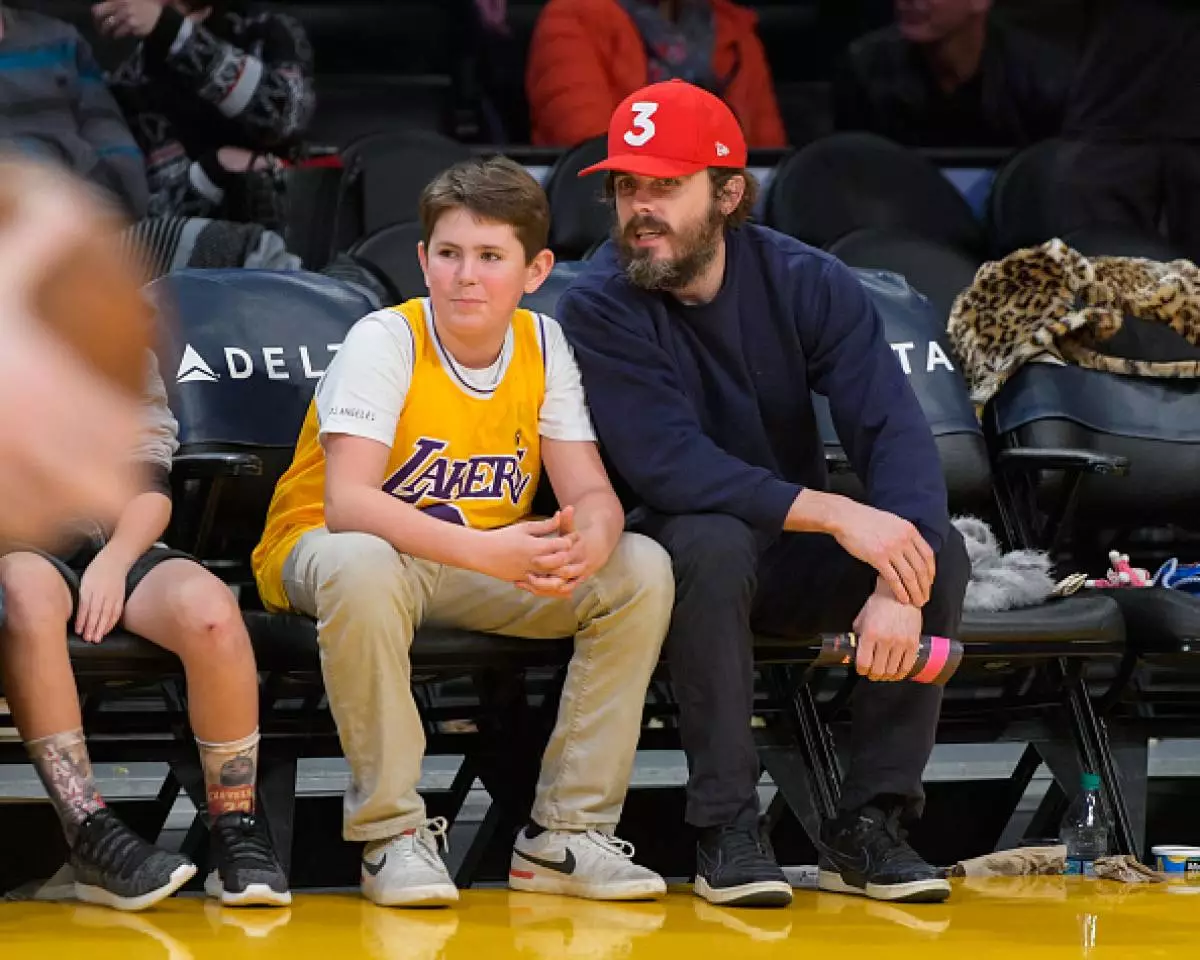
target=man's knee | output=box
[645,513,761,601]
[0,553,71,635]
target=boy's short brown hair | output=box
[418,156,550,264]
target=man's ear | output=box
[718,176,746,217]
[523,248,556,295]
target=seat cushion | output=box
[243,611,572,673]
[959,594,1125,652]
[1108,588,1200,653]
[67,631,179,679]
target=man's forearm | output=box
[326,485,489,572]
[783,488,849,536]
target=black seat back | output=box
[764,132,984,255]
[519,260,590,317]
[986,138,1070,255]
[333,130,473,253]
[827,227,981,330]
[993,364,1200,529]
[151,269,376,569]
[816,268,994,521]
[349,221,427,303]
[543,137,611,261]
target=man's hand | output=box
[93,0,164,39]
[853,581,923,682]
[76,547,133,644]
[514,505,605,598]
[217,147,277,174]
[830,499,936,607]
[476,514,576,586]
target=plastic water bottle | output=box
[1061,772,1111,876]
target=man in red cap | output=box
[559,79,968,907]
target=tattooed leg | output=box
[197,730,260,817]
[26,728,105,845]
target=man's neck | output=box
[923,16,988,93]
[671,239,727,306]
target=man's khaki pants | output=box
[283,528,674,842]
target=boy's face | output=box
[418,208,553,346]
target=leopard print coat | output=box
[947,239,1200,407]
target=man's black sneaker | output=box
[695,810,793,907]
[817,804,950,903]
[204,811,292,907]
[72,808,197,911]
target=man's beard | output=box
[615,202,725,293]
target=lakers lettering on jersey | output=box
[252,297,597,613]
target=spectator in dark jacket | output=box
[98,0,315,221]
[834,0,1070,148]
[0,4,148,217]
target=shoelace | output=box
[76,811,154,881]
[214,813,277,868]
[582,830,636,859]
[408,816,451,860]
[717,823,771,866]
[856,809,929,871]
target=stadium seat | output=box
[764,132,985,255]
[542,137,610,261]
[348,221,427,303]
[986,138,1072,255]
[330,130,473,256]
[826,227,982,329]
[992,362,1200,859]
[519,260,590,317]
[798,267,1134,859]
[1061,224,1187,262]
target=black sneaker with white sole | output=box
[694,810,793,907]
[817,804,950,903]
[72,809,197,911]
[205,811,292,907]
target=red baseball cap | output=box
[578,79,748,179]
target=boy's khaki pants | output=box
[282,528,674,841]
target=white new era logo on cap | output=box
[715,141,730,158]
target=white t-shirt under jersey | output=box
[315,300,597,447]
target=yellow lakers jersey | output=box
[252,298,545,612]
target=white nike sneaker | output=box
[509,827,667,901]
[361,818,459,907]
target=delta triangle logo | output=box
[176,344,219,384]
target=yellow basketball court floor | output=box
[1,879,1195,960]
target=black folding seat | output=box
[348,221,427,303]
[991,359,1200,858]
[543,136,611,262]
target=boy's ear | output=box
[523,248,556,295]
[416,241,430,287]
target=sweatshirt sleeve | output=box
[799,257,949,553]
[558,285,802,531]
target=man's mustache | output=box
[623,216,673,240]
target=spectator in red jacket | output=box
[527,0,786,148]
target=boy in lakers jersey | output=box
[252,157,673,906]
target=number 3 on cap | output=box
[623,102,659,147]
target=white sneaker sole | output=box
[694,875,793,907]
[75,862,196,912]
[363,880,460,907]
[818,869,951,903]
[508,867,666,901]
[204,869,293,907]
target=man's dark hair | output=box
[603,168,760,227]
[419,155,550,264]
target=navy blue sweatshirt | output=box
[557,224,950,552]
